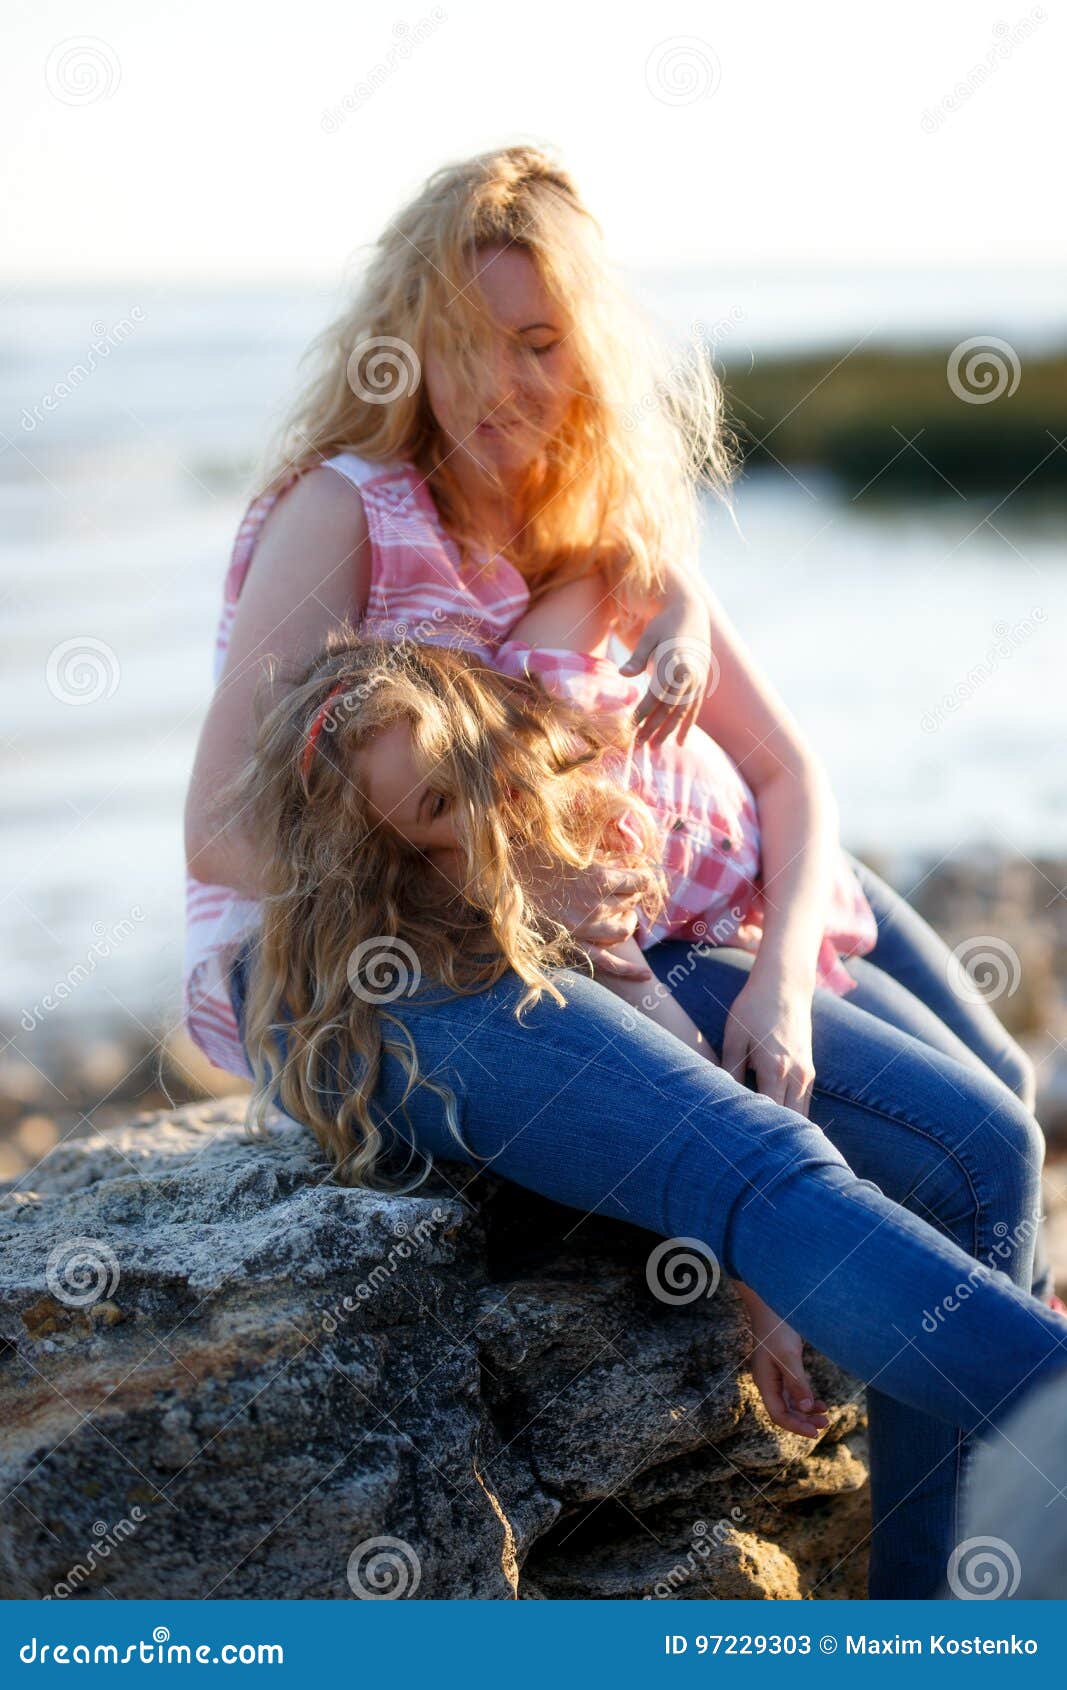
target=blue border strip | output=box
[3,1599,1066,1684]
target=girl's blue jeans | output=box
[228,858,1066,1598]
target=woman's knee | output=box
[817,1051,1044,1249]
[985,1038,1037,1112]
[964,1089,1046,1223]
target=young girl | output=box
[186,144,1057,1595]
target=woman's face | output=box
[422,243,578,487]
[359,719,462,875]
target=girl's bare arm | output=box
[599,935,829,1439]
[594,935,713,1057]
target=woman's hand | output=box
[620,580,712,749]
[735,1284,829,1439]
[721,973,816,1116]
[519,856,654,981]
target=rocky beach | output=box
[0,1102,870,1601]
[1,850,1065,1600]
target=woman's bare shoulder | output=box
[222,465,373,660]
[256,464,370,555]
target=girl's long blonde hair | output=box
[265,143,734,613]
[222,631,664,1188]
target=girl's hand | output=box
[620,585,712,749]
[570,865,654,979]
[519,856,654,981]
[736,1284,829,1439]
[720,973,816,1116]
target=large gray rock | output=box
[0,1102,869,1599]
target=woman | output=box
[184,145,1064,1598]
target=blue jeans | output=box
[228,861,1065,1599]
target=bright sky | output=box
[3,0,1064,281]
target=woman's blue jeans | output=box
[228,859,1065,1599]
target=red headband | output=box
[299,681,349,783]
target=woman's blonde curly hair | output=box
[264,143,734,619]
[220,631,665,1189]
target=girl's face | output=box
[422,244,578,486]
[360,718,462,873]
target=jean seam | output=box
[400,1011,711,1098]
[812,1080,984,1259]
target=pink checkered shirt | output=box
[184,453,875,1077]
[494,640,876,983]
